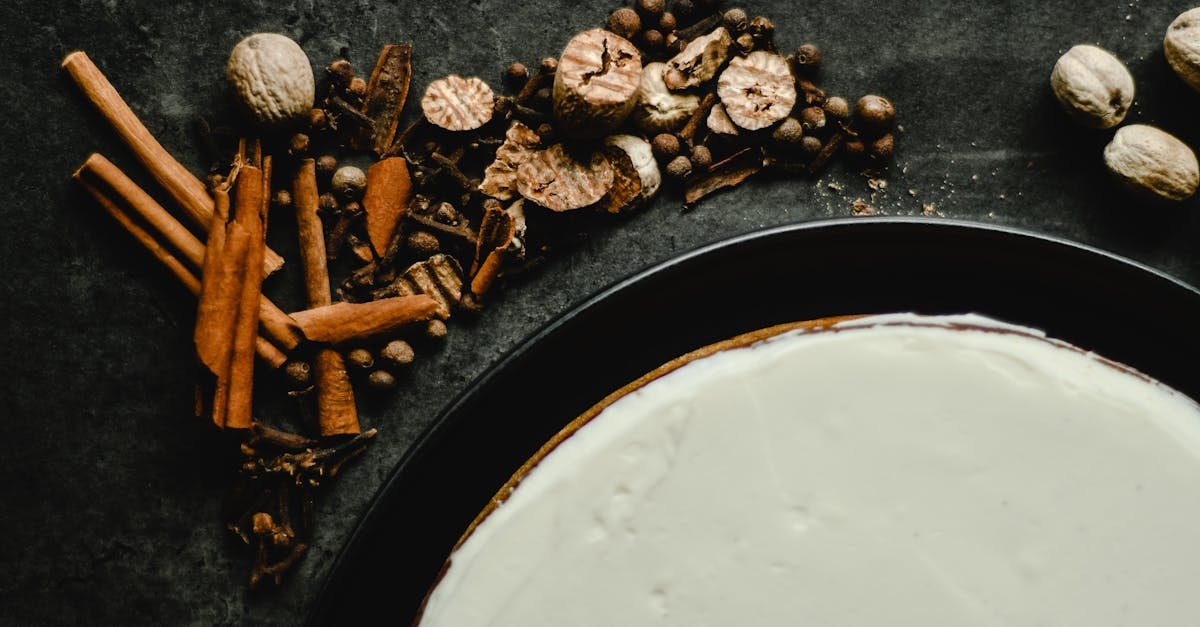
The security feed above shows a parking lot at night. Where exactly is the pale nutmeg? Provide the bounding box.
[226,33,315,127]
[716,51,797,130]
[633,62,701,133]
[1103,124,1199,202]
[421,75,496,132]
[1049,44,1134,129]
[1165,8,1200,93]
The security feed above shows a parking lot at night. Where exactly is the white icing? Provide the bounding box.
[418,314,1200,626]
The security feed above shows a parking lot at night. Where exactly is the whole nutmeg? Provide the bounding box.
[226,33,315,127]
[652,133,682,160]
[637,0,666,18]
[608,7,642,40]
[772,117,804,143]
[380,339,416,368]
[690,144,713,168]
[1050,45,1133,129]
[1103,124,1199,202]
[823,96,850,120]
[1165,9,1200,93]
[854,95,895,134]
[666,155,693,179]
[331,165,367,199]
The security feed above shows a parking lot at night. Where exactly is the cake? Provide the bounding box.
[415,314,1200,626]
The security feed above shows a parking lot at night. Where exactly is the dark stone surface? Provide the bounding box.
[2,0,1199,624]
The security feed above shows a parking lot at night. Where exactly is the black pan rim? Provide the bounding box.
[308,216,1200,625]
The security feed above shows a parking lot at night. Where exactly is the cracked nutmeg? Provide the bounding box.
[553,28,643,138]
[717,51,796,130]
[516,143,615,211]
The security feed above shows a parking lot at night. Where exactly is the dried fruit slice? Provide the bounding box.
[421,75,495,131]
[716,51,796,131]
[516,143,614,212]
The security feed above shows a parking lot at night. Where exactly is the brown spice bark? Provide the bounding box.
[362,157,413,255]
[293,159,360,437]
[352,44,413,154]
[290,296,441,345]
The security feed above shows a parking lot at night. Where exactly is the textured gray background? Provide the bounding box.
[3,0,1200,624]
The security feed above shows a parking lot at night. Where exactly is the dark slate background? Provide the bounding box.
[3,0,1200,624]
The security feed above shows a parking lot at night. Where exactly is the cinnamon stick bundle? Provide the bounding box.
[290,296,441,346]
[74,153,302,354]
[293,159,360,436]
[195,149,271,429]
[74,174,287,368]
[61,51,284,275]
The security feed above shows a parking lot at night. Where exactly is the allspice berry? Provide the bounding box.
[326,59,354,90]
[691,144,713,168]
[425,319,448,340]
[540,57,559,73]
[331,165,367,200]
[723,7,748,32]
[315,154,338,179]
[855,95,895,134]
[271,188,293,210]
[637,0,666,18]
[772,117,804,144]
[318,192,339,215]
[503,62,528,88]
[348,76,368,100]
[407,230,441,256]
[284,360,312,389]
[652,133,682,160]
[641,29,665,51]
[288,132,310,157]
[674,0,696,20]
[794,43,821,73]
[659,12,677,32]
[735,33,755,54]
[608,7,642,40]
[800,106,826,131]
[800,135,823,158]
[748,16,774,41]
[843,138,867,160]
[666,155,693,179]
[380,339,416,368]
[346,348,375,370]
[309,108,328,131]
[869,133,895,160]
[823,96,850,120]
[367,369,396,391]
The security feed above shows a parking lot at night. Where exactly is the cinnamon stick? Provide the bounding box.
[362,157,413,255]
[293,159,360,436]
[352,44,413,154]
[75,175,287,368]
[74,153,302,353]
[61,51,284,275]
[223,157,271,429]
[290,296,441,345]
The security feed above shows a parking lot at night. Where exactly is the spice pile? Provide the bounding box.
[64,0,895,587]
